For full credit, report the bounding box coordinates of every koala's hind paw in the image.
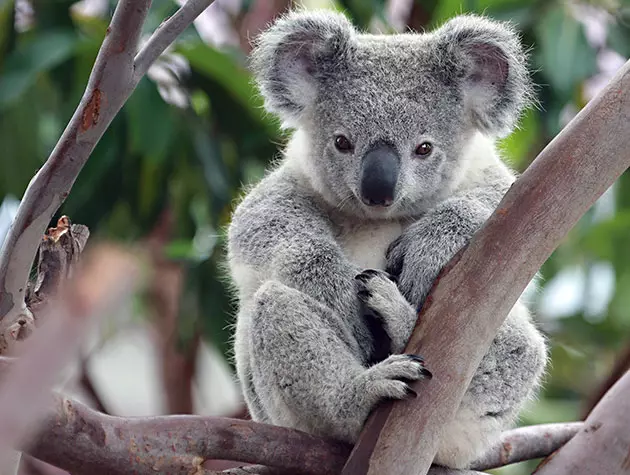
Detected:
[363,354,432,400]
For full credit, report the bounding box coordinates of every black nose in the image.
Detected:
[360,142,400,207]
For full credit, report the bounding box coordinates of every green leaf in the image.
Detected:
[607,17,630,58]
[580,211,630,264]
[498,107,540,170]
[0,29,78,109]
[337,0,386,29]
[0,0,16,69]
[535,5,598,100]
[177,42,277,135]
[124,77,175,164]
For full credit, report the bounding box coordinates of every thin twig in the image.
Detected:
[133,0,216,80]
[470,423,583,471]
[342,60,630,475]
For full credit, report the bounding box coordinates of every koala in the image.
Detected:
[227,9,548,469]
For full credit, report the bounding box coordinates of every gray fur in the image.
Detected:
[228,9,547,469]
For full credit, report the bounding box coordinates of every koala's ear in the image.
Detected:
[250,10,355,128]
[432,15,533,137]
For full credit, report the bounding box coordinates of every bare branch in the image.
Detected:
[4,366,579,475]
[342,60,630,475]
[534,370,630,475]
[0,0,150,345]
[133,0,216,80]
[0,0,215,348]
[0,245,140,451]
[15,390,351,475]
[470,423,582,471]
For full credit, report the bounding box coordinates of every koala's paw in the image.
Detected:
[363,354,432,400]
[355,269,418,354]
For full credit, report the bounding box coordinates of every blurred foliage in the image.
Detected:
[0,0,629,473]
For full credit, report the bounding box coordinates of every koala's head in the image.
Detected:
[251,10,532,218]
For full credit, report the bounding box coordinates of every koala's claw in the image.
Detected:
[405,385,418,398]
[406,353,426,364]
[355,268,398,284]
[357,289,372,301]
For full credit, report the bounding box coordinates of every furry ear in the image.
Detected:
[432,15,533,137]
[250,10,355,128]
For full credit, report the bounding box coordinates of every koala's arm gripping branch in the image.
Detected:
[342,60,630,475]
[0,0,215,352]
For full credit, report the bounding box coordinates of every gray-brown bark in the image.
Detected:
[470,422,583,471]
[534,370,630,475]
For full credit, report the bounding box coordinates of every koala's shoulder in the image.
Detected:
[230,164,327,234]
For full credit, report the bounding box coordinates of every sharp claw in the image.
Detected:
[421,368,433,380]
[355,269,381,282]
[406,354,425,364]
[357,289,372,300]
[405,385,417,398]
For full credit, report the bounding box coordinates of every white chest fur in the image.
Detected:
[337,221,405,270]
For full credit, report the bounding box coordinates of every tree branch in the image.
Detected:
[133,0,216,80]
[469,422,582,471]
[0,0,149,345]
[0,366,578,475]
[0,0,215,351]
[17,390,351,475]
[534,370,630,475]
[342,60,630,475]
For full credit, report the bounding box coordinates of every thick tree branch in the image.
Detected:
[342,60,630,475]
[470,422,582,471]
[0,0,215,351]
[534,370,630,475]
[0,366,578,475]
[18,391,351,475]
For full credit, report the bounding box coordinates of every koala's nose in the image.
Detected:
[360,142,400,207]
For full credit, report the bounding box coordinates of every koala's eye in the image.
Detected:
[334,135,354,153]
[415,142,433,157]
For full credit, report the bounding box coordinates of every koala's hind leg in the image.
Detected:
[249,280,430,443]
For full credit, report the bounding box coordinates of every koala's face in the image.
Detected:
[306,41,468,218]
[252,11,531,218]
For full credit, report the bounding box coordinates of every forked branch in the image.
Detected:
[0,0,215,352]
